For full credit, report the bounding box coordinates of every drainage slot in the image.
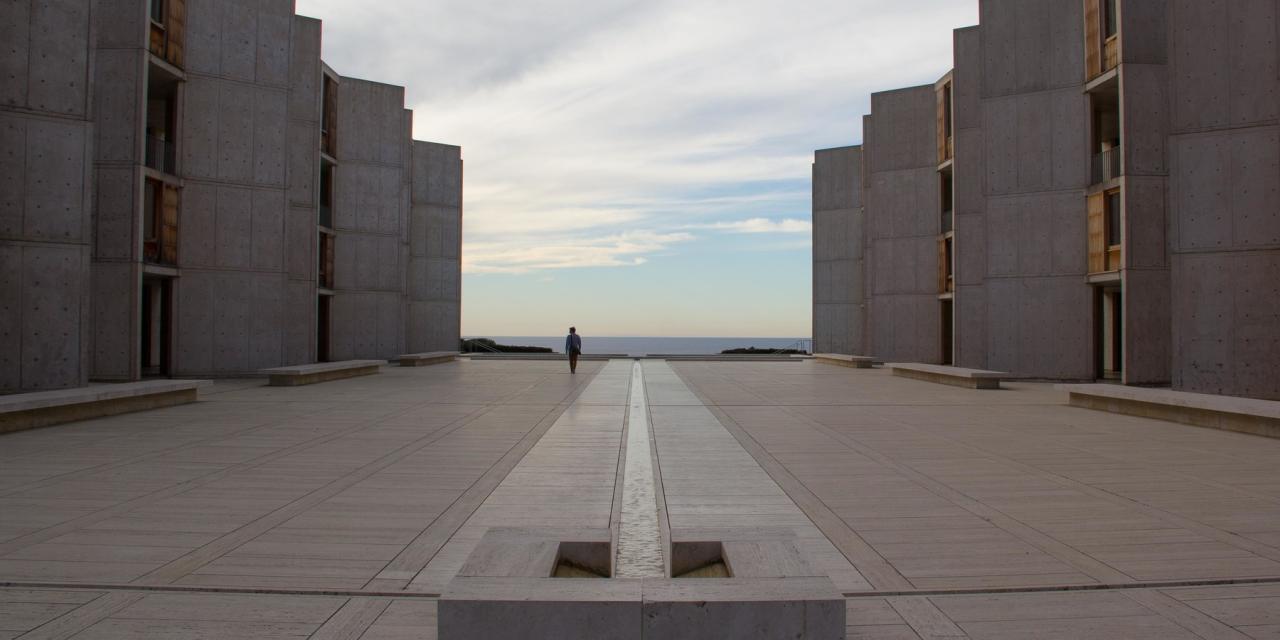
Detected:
[552,541,611,579]
[671,541,732,579]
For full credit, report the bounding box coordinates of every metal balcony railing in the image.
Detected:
[145,134,176,175]
[1091,146,1122,185]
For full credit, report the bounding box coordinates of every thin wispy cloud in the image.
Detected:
[690,218,813,234]
[295,0,976,333]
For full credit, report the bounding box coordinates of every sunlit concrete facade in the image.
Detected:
[814,0,1280,400]
[0,0,463,393]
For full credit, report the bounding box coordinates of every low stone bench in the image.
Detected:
[0,380,211,434]
[890,363,1006,389]
[260,360,384,386]
[1059,384,1280,439]
[397,351,459,367]
[813,353,876,369]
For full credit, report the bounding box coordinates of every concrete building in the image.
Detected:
[0,0,463,394]
[814,0,1280,401]
[0,1,96,393]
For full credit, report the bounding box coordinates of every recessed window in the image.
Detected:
[1103,0,1118,39]
[150,0,165,24]
[1105,190,1121,248]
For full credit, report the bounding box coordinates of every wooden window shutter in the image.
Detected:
[1087,192,1106,273]
[936,87,947,165]
[1084,0,1102,79]
[161,184,180,265]
[166,0,186,68]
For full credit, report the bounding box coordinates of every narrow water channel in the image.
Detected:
[614,360,665,578]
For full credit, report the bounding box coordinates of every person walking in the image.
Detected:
[565,327,582,374]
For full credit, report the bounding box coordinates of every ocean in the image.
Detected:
[468,336,813,356]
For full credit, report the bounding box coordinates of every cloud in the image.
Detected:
[296,0,977,276]
[464,230,696,274]
[690,218,812,234]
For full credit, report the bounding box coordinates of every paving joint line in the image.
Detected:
[8,574,1280,601]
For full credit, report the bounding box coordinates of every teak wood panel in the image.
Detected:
[166,0,186,68]
[1084,0,1102,79]
[937,86,948,164]
[1087,192,1107,274]
[161,184,180,265]
[322,78,338,156]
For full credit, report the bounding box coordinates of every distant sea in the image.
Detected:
[469,336,812,356]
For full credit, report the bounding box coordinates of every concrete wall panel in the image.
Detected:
[184,0,221,76]
[256,9,291,87]
[217,81,255,182]
[1121,0,1169,65]
[215,185,253,269]
[23,118,88,242]
[0,245,19,391]
[182,76,219,178]
[288,17,321,122]
[286,205,314,280]
[252,188,284,271]
[92,49,140,165]
[28,0,91,116]
[219,0,258,82]
[1125,176,1168,269]
[181,182,217,267]
[94,0,145,49]
[0,2,31,108]
[1122,65,1169,177]
[283,280,313,365]
[248,274,284,369]
[211,271,252,373]
[21,246,83,389]
[286,120,316,206]
[94,166,136,260]
[254,88,288,186]
[0,115,26,235]
[1124,268,1172,386]
[1170,0,1279,131]
[91,263,135,380]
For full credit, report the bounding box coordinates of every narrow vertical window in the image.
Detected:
[1105,190,1121,248]
[1103,0,1118,39]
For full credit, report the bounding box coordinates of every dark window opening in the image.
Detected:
[943,84,953,140]
[1105,190,1121,248]
[940,170,954,233]
[145,68,178,175]
[320,163,334,228]
[150,0,165,24]
[1103,0,1118,39]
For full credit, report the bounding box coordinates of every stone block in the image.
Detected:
[641,579,844,640]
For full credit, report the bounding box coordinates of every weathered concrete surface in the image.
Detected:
[331,78,411,361]
[1167,1,1280,400]
[812,146,865,357]
[409,141,463,355]
[1,1,95,393]
[863,87,942,364]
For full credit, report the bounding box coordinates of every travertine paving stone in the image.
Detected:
[3,360,1280,637]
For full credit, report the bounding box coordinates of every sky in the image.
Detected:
[294,0,979,338]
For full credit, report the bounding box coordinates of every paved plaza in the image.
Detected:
[2,360,1280,638]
